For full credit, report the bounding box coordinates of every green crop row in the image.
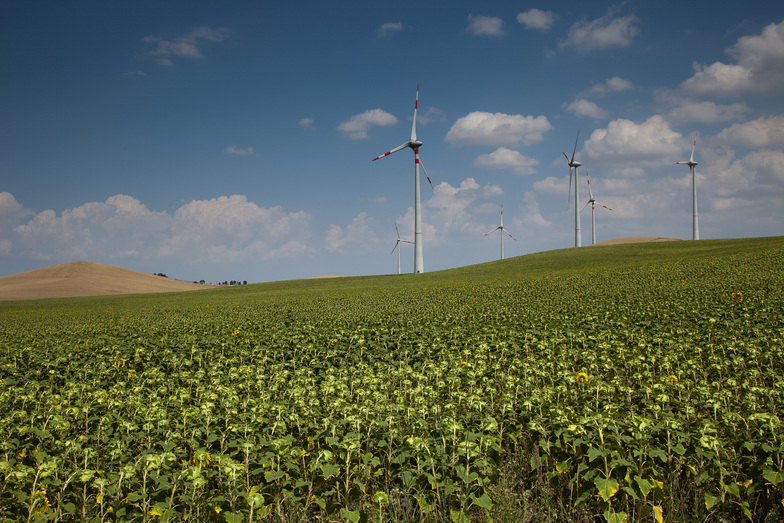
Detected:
[1,237,783,522]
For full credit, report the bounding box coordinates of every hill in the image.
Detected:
[0,262,217,301]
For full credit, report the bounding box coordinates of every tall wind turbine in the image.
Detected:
[676,132,699,240]
[372,84,433,274]
[484,204,517,260]
[581,172,613,245]
[391,222,414,275]
[563,131,582,247]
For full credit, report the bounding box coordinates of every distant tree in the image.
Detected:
[154,273,168,278]
[199,280,205,284]
[243,281,247,285]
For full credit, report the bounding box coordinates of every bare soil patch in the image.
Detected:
[592,236,683,246]
[0,262,218,301]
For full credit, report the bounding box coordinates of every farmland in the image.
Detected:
[1,237,783,522]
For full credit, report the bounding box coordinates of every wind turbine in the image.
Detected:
[675,132,699,240]
[372,84,433,274]
[563,131,582,247]
[484,204,517,260]
[391,222,414,274]
[581,172,612,245]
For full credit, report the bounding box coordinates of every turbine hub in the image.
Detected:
[410,139,423,149]
[571,160,582,168]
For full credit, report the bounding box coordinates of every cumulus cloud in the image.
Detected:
[681,20,784,96]
[583,115,683,164]
[467,15,505,36]
[325,212,377,253]
[445,111,553,146]
[5,194,311,266]
[565,99,608,119]
[718,115,784,148]
[224,146,255,155]
[142,27,230,66]
[299,118,315,129]
[559,9,640,51]
[665,100,751,124]
[517,9,556,31]
[588,76,633,95]
[474,147,539,175]
[423,178,504,240]
[376,22,403,38]
[337,109,397,140]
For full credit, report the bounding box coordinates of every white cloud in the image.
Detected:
[376,22,403,38]
[6,194,311,265]
[588,76,633,95]
[142,27,230,65]
[517,9,556,31]
[681,20,784,96]
[560,9,640,51]
[583,115,683,164]
[423,178,504,241]
[565,99,608,119]
[467,15,505,36]
[718,115,784,148]
[299,118,315,129]
[337,109,397,140]
[445,111,553,146]
[325,212,377,253]
[521,191,553,228]
[474,147,539,175]
[224,146,255,155]
[666,100,751,124]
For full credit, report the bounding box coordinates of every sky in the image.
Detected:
[1,1,783,284]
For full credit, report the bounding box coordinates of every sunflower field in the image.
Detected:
[1,237,783,522]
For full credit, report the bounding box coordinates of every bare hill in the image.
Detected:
[0,262,218,301]
[592,236,683,246]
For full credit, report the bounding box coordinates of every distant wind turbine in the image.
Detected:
[391,222,414,274]
[484,204,517,260]
[581,172,613,245]
[675,132,700,240]
[372,84,434,274]
[563,131,582,247]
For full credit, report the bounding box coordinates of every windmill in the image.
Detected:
[675,132,699,240]
[581,172,613,245]
[391,222,414,274]
[484,204,517,260]
[372,84,433,274]
[563,131,582,247]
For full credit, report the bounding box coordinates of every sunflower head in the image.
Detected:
[29,489,51,514]
[668,375,678,384]
[575,372,589,385]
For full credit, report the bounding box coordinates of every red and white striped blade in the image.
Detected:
[506,231,518,241]
[372,141,411,161]
[586,172,594,201]
[418,156,434,190]
[690,132,698,163]
[595,201,612,211]
[484,226,501,236]
[411,83,419,142]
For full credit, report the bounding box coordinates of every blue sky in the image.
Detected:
[2,1,783,283]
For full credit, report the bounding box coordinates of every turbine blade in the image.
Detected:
[395,221,401,239]
[581,201,591,212]
[419,157,434,190]
[411,83,419,142]
[571,130,580,162]
[391,240,399,254]
[567,168,573,208]
[372,141,411,161]
[484,227,501,236]
[506,231,518,241]
[586,172,594,201]
[690,131,698,163]
[595,201,613,211]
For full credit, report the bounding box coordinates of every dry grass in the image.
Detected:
[0,262,217,301]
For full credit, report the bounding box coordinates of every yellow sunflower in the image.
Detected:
[575,372,589,384]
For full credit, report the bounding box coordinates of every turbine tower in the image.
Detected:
[563,131,582,247]
[676,132,699,240]
[391,222,414,275]
[484,204,517,260]
[373,84,433,274]
[581,172,612,245]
